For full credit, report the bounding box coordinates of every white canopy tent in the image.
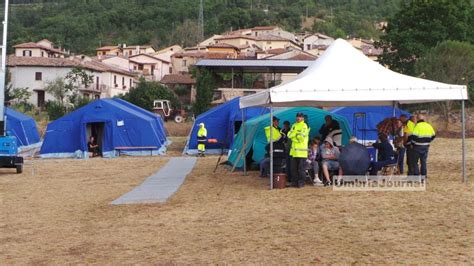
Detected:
[238,39,469,186]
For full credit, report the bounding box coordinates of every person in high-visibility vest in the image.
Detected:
[403,115,417,175]
[197,122,207,157]
[288,112,309,188]
[407,114,435,178]
[260,117,285,177]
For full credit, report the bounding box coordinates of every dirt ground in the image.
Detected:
[1,138,473,264]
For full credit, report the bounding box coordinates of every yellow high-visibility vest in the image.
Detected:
[287,120,309,158]
[264,126,282,143]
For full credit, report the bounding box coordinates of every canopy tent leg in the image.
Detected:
[242,108,247,176]
[461,100,467,183]
[269,104,274,190]
[392,101,397,117]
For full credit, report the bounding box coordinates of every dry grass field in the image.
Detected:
[1,138,473,264]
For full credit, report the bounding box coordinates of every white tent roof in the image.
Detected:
[240,39,468,108]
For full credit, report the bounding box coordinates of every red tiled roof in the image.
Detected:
[13,42,66,54]
[286,53,317,60]
[207,43,239,49]
[161,74,196,85]
[96,46,120,51]
[129,53,170,63]
[257,48,287,55]
[256,34,291,41]
[172,51,236,59]
[7,55,135,76]
[215,35,257,41]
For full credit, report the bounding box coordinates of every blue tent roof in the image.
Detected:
[228,107,352,168]
[40,99,168,158]
[5,107,41,147]
[330,106,410,141]
[184,97,269,154]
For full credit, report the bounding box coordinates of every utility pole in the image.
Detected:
[0,0,9,135]
[198,0,204,41]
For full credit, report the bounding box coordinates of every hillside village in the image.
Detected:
[6,26,382,110]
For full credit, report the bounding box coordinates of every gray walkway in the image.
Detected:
[111,157,197,205]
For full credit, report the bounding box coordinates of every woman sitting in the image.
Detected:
[305,138,323,186]
[369,133,397,175]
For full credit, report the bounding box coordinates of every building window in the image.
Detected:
[122,77,125,87]
[35,72,42,81]
[129,78,132,88]
[95,94,100,99]
[169,67,172,73]
[96,76,99,90]
[182,60,187,67]
[22,50,32,57]
[41,51,44,57]
[84,93,90,98]
[306,44,310,50]
[114,75,117,86]
[138,64,144,70]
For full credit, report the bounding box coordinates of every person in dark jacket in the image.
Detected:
[369,133,397,175]
[319,115,340,141]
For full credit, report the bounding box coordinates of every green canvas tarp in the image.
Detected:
[228,107,352,168]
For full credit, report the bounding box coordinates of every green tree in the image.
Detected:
[120,78,179,111]
[377,0,474,75]
[415,40,474,127]
[193,68,216,115]
[44,77,70,106]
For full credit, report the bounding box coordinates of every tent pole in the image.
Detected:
[461,100,466,183]
[269,104,274,190]
[242,108,247,176]
[392,101,397,117]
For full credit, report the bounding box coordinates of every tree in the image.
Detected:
[377,0,474,75]
[120,78,179,111]
[44,77,70,106]
[5,85,32,105]
[415,40,474,127]
[192,68,216,115]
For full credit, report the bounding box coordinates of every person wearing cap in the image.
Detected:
[368,133,397,175]
[404,115,417,175]
[319,115,340,142]
[197,122,207,157]
[260,116,285,176]
[407,114,435,178]
[288,112,309,188]
[321,136,340,185]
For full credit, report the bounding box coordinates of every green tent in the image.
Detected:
[228,107,352,168]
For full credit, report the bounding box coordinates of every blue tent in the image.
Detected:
[111,98,168,144]
[228,107,352,168]
[330,106,410,142]
[40,99,168,158]
[5,107,41,148]
[184,97,269,154]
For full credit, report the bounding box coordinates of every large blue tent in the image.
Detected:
[184,97,269,154]
[228,107,352,168]
[5,107,41,148]
[40,99,168,158]
[330,106,410,142]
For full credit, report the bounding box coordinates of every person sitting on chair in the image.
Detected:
[88,136,100,157]
[369,133,397,175]
[321,137,340,186]
[305,138,323,186]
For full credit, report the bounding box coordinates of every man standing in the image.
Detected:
[408,114,435,178]
[319,115,340,141]
[197,122,207,157]
[262,116,285,174]
[398,114,408,173]
[404,115,417,175]
[288,112,309,188]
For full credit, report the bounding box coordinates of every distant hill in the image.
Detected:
[3,0,402,54]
